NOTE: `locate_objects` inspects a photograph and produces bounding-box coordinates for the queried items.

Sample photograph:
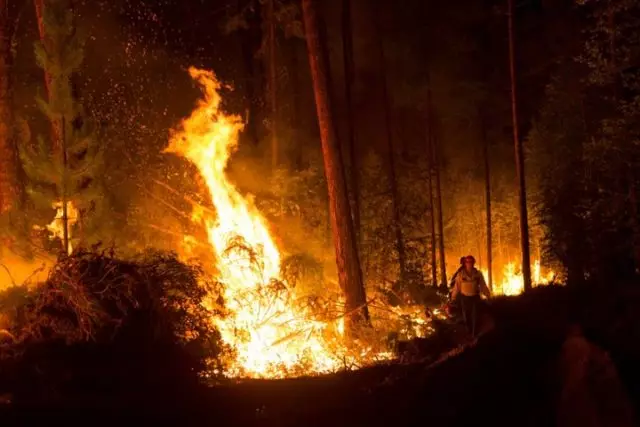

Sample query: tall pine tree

[19,0,104,255]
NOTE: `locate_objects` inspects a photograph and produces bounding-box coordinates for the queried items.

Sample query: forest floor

[1,283,639,427]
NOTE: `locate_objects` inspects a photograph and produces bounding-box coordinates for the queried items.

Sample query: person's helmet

[464,255,476,265]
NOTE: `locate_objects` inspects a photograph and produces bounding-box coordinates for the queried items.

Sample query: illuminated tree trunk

[373,6,408,284]
[507,0,532,291]
[289,41,303,169]
[433,129,447,287]
[341,0,361,243]
[480,108,493,290]
[0,0,18,213]
[426,93,437,287]
[238,0,260,147]
[302,0,369,328]
[264,0,278,169]
[34,0,61,151]
[427,146,437,287]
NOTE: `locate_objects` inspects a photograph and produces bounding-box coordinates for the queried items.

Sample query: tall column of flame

[165,68,345,378]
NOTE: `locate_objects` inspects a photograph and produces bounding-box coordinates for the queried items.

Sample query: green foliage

[18,0,106,251]
[527,0,640,280]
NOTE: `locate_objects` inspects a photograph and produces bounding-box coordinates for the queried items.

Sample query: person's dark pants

[459,294,481,337]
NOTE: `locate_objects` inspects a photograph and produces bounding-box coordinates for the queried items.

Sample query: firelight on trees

[165,67,391,378]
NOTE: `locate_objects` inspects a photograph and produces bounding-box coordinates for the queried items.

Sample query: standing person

[450,255,491,337]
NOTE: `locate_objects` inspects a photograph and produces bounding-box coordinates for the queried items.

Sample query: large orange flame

[166,68,391,378]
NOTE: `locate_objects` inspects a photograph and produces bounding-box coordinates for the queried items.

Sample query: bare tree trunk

[426,84,437,287]
[302,0,369,329]
[239,0,260,147]
[289,41,304,170]
[480,108,493,291]
[264,0,278,169]
[34,0,61,152]
[0,0,18,214]
[61,116,69,254]
[372,6,408,284]
[432,125,447,287]
[507,0,532,291]
[341,0,361,244]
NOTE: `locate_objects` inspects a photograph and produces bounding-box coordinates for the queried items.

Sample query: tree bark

[264,0,278,169]
[239,0,260,147]
[34,0,62,151]
[341,0,361,244]
[289,40,303,170]
[432,123,447,287]
[0,0,18,213]
[507,0,532,291]
[61,116,69,254]
[426,82,437,287]
[372,5,408,285]
[480,108,493,291]
[302,0,369,328]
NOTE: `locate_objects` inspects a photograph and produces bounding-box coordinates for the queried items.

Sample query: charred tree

[341,0,361,243]
[372,5,408,286]
[507,0,532,291]
[301,0,369,328]
[480,108,493,290]
[0,0,18,214]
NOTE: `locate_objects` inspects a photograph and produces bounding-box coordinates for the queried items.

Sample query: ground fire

[158,67,557,379]
[165,67,394,378]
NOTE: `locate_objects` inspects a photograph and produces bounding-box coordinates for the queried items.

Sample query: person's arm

[478,271,491,298]
[450,275,460,300]
[448,267,461,288]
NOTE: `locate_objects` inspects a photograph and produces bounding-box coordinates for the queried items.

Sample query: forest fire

[166,67,390,378]
[485,260,555,296]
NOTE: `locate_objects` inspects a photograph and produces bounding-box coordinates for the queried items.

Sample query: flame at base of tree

[33,201,78,255]
[166,67,396,378]
[483,259,556,296]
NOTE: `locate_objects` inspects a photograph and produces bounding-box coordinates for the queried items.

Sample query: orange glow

[35,201,78,255]
[166,68,394,378]
[482,259,555,296]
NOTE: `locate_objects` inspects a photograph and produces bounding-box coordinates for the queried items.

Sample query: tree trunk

[0,0,18,214]
[239,0,260,147]
[34,0,62,151]
[432,124,447,287]
[289,41,303,170]
[341,0,361,244]
[426,83,437,287]
[302,0,369,328]
[480,108,493,291]
[264,0,278,169]
[507,0,532,291]
[61,116,69,255]
[372,6,408,285]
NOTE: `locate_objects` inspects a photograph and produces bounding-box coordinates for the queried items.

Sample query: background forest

[1,0,639,295]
